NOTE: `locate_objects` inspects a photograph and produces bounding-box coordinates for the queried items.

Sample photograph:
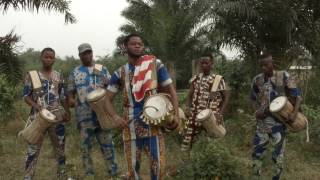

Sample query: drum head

[87,88,106,102]
[269,96,287,112]
[196,109,212,121]
[144,95,168,119]
[40,109,56,122]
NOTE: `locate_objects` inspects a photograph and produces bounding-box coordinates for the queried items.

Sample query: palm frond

[0,0,76,24]
[0,31,23,84]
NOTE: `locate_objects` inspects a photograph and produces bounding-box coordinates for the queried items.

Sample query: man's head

[200,54,213,74]
[259,52,274,77]
[123,33,144,58]
[78,43,93,66]
[40,47,55,68]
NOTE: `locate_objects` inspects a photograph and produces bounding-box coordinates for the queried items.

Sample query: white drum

[20,109,58,144]
[143,93,174,126]
[87,88,117,129]
[196,109,226,138]
[269,96,307,132]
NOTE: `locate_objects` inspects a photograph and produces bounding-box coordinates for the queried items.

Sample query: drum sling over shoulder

[211,75,222,92]
[29,70,42,92]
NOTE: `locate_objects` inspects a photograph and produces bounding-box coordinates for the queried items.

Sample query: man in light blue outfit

[68,43,117,178]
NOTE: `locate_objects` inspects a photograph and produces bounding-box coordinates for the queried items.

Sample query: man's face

[125,36,144,58]
[79,50,93,66]
[200,57,212,72]
[41,51,55,68]
[260,56,274,76]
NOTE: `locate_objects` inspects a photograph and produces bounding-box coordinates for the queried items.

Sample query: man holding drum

[105,33,179,180]
[250,52,302,180]
[181,54,230,151]
[22,47,70,180]
[67,43,118,178]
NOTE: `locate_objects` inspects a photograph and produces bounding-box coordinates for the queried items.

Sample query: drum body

[196,109,226,138]
[269,96,307,132]
[20,109,57,144]
[87,88,116,129]
[143,94,174,126]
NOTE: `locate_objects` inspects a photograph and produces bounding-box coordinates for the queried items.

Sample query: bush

[0,74,20,121]
[178,136,248,180]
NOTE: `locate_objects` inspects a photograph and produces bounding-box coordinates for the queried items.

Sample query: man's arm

[161,84,179,129]
[105,90,127,128]
[220,90,230,115]
[24,95,41,111]
[186,85,194,110]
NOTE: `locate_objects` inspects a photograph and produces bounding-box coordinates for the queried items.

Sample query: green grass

[1,101,320,179]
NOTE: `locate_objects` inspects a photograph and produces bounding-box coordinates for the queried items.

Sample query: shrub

[178,136,248,179]
[0,74,20,121]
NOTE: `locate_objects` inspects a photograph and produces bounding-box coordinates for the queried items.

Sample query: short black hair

[123,33,142,46]
[41,47,55,56]
[201,53,213,60]
[259,50,272,61]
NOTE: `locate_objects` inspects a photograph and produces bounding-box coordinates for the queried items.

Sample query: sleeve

[283,71,300,97]
[107,67,122,93]
[67,70,76,94]
[22,73,32,98]
[101,66,111,88]
[250,77,259,101]
[156,59,172,87]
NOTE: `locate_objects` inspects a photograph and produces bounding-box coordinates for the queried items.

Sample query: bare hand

[34,104,42,111]
[63,112,71,122]
[255,110,266,120]
[166,114,179,130]
[185,108,191,117]
[113,115,128,129]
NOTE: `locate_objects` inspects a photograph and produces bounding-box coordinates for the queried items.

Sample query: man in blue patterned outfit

[251,52,302,180]
[68,43,117,178]
[22,47,69,180]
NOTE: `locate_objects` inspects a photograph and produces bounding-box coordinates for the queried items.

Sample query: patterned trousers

[181,112,202,151]
[79,122,117,177]
[24,123,66,180]
[124,135,166,180]
[252,117,286,180]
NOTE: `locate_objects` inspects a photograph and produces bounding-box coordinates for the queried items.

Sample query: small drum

[196,109,226,138]
[143,93,174,126]
[20,109,58,144]
[269,96,307,132]
[87,88,116,129]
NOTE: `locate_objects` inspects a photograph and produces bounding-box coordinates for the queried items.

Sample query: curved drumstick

[143,106,159,112]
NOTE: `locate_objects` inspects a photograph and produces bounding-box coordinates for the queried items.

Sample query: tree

[0,0,76,24]
[209,0,320,73]
[0,0,76,82]
[0,31,22,84]
[118,0,220,88]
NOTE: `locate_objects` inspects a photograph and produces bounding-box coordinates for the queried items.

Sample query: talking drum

[196,109,226,138]
[87,88,116,129]
[143,93,174,126]
[269,96,308,132]
[20,109,58,144]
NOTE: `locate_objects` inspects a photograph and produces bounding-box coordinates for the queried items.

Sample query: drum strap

[29,70,42,91]
[211,75,223,92]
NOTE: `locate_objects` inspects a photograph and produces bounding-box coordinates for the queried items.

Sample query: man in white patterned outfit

[181,54,230,151]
